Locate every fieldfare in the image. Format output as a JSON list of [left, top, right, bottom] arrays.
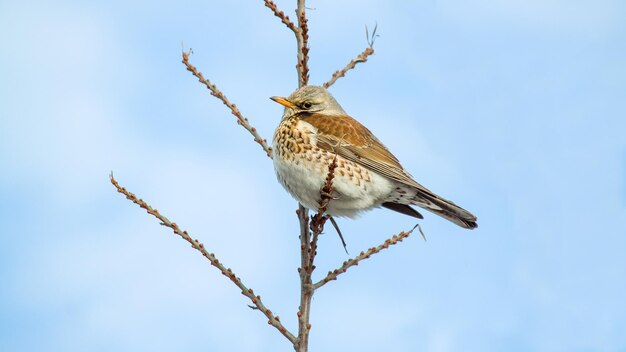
[[271, 86, 477, 229]]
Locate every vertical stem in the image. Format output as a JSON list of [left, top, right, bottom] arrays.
[[295, 0, 309, 87], [295, 1, 311, 351], [296, 204, 313, 352]]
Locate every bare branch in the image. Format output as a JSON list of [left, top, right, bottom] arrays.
[[110, 173, 295, 343], [116, 4, 419, 352], [323, 24, 378, 88], [295, 155, 337, 351], [264, 0, 298, 32], [293, 1, 313, 349], [296, 205, 313, 351], [296, 0, 310, 87], [312, 224, 419, 290], [323, 47, 375, 88], [182, 49, 273, 158]]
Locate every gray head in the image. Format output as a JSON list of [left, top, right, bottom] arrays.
[[271, 85, 346, 118]]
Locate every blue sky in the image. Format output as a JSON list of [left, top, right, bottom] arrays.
[[1, 0, 625, 351]]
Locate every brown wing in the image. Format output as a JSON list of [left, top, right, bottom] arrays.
[[299, 112, 428, 191], [300, 112, 478, 229]]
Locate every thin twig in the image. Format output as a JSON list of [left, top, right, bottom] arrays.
[[182, 49, 273, 158], [323, 47, 375, 88], [328, 216, 348, 254], [264, 0, 298, 32], [365, 23, 379, 48], [110, 173, 295, 343], [312, 224, 418, 290], [417, 223, 427, 241], [323, 24, 378, 88]]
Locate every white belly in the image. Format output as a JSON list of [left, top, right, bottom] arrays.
[[272, 148, 394, 218]]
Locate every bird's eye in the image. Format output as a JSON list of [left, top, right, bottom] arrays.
[[302, 102, 312, 109]]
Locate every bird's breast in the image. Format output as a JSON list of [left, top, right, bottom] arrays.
[[272, 118, 395, 217], [273, 118, 314, 157]]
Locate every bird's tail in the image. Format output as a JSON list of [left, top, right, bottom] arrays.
[[423, 197, 478, 229], [405, 185, 478, 229]]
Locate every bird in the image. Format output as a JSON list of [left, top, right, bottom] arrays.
[[270, 85, 477, 229]]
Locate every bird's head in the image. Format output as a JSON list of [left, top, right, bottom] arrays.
[[271, 85, 346, 118]]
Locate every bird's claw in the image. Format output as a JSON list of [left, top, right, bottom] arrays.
[[320, 190, 338, 200]]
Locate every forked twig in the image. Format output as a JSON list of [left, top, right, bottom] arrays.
[[264, 0, 309, 86], [182, 50, 273, 158], [110, 173, 295, 344]]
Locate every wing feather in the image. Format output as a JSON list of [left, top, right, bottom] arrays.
[[300, 112, 478, 228], [300, 112, 429, 192]]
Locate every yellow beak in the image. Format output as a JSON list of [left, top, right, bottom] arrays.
[[270, 96, 297, 108]]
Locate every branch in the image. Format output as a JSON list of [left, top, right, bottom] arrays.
[[323, 47, 375, 88], [264, 0, 298, 32], [296, 0, 310, 87], [295, 155, 337, 351], [296, 205, 313, 351], [312, 224, 422, 290], [264, 0, 309, 87], [182, 49, 273, 159], [110, 174, 295, 344], [323, 24, 378, 88], [293, 4, 314, 348]]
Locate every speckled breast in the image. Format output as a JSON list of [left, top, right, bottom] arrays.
[[272, 116, 394, 218]]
